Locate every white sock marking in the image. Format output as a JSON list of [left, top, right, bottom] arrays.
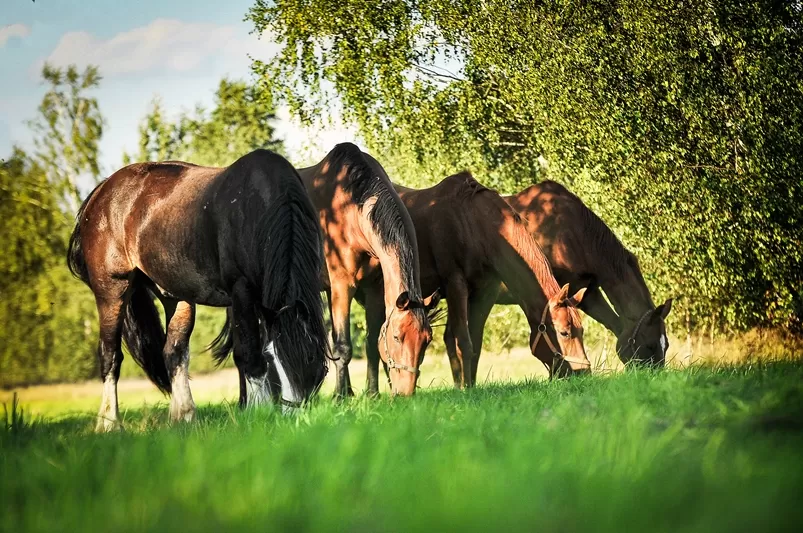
[[169, 349, 196, 423], [96, 372, 120, 431]]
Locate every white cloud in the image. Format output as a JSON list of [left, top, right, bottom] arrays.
[[0, 24, 31, 47], [40, 18, 279, 76]]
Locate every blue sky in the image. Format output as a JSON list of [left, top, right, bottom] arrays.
[[0, 0, 353, 174]]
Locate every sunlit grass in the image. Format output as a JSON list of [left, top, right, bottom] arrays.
[[2, 360, 802, 532]]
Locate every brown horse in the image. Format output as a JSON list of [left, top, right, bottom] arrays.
[[67, 150, 329, 431], [357, 171, 590, 391], [499, 181, 672, 367], [298, 143, 438, 397]]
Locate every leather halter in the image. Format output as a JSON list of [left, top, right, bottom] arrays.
[[624, 308, 654, 357], [532, 301, 591, 370], [378, 307, 420, 376]]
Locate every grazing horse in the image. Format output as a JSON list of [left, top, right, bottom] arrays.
[[299, 143, 439, 397], [67, 150, 329, 431], [501, 181, 672, 366], [359, 172, 590, 391]]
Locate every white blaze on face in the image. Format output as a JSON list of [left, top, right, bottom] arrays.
[[266, 341, 302, 415], [659, 334, 668, 356]]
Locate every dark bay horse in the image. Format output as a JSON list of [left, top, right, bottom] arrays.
[[501, 181, 672, 366], [358, 172, 590, 390], [67, 150, 329, 431], [298, 143, 439, 397]]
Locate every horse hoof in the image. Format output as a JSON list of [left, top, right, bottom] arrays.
[[94, 417, 123, 433], [169, 404, 196, 424]]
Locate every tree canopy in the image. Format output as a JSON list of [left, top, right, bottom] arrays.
[[250, 0, 803, 334], [125, 78, 284, 167]]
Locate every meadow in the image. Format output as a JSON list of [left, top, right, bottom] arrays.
[[3, 342, 803, 532]]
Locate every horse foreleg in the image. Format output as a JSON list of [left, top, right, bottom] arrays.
[[328, 283, 356, 398], [446, 277, 475, 388], [94, 285, 128, 432], [443, 321, 462, 389], [231, 278, 271, 408], [162, 299, 196, 423], [362, 288, 385, 398], [467, 286, 500, 385]]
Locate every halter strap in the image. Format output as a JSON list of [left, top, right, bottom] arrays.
[[279, 397, 303, 409], [532, 301, 591, 370], [379, 307, 420, 377], [627, 309, 653, 347]]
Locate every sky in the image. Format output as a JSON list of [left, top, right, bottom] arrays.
[[0, 0, 356, 175]]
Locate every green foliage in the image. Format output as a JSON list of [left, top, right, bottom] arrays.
[[3, 363, 803, 530], [0, 64, 105, 387], [251, 0, 803, 336], [124, 78, 285, 166], [27, 64, 104, 213], [0, 148, 98, 387]]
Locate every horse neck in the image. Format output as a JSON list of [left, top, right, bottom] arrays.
[[494, 212, 561, 324], [361, 213, 420, 316], [603, 259, 656, 324]]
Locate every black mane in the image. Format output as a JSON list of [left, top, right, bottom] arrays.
[[328, 143, 424, 311]]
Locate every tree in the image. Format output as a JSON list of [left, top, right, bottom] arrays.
[[0, 149, 97, 386], [125, 78, 284, 166], [28, 63, 104, 213], [250, 0, 803, 335]]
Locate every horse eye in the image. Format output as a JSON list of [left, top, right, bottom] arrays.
[[560, 331, 570, 338], [393, 335, 401, 344]]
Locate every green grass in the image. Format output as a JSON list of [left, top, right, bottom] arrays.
[[3, 362, 803, 532]]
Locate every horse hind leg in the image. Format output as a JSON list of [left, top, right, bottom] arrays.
[[162, 299, 197, 423], [94, 281, 130, 432]]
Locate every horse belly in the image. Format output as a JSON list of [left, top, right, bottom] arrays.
[[139, 255, 230, 307]]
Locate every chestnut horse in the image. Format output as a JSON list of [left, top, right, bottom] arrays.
[[67, 150, 329, 431], [357, 171, 590, 391], [298, 144, 439, 396], [500, 181, 672, 366]]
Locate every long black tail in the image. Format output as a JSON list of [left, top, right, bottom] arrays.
[[209, 308, 234, 366], [122, 284, 171, 394], [67, 180, 171, 394]]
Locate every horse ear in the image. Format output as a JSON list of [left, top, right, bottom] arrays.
[[423, 289, 441, 310], [568, 287, 587, 307], [396, 291, 411, 311], [654, 298, 673, 320], [556, 283, 570, 302]]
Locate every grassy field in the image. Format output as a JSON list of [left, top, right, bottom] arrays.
[[3, 351, 803, 532]]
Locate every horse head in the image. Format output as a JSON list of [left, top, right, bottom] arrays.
[[531, 284, 592, 376], [617, 298, 673, 367], [379, 290, 440, 395]]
